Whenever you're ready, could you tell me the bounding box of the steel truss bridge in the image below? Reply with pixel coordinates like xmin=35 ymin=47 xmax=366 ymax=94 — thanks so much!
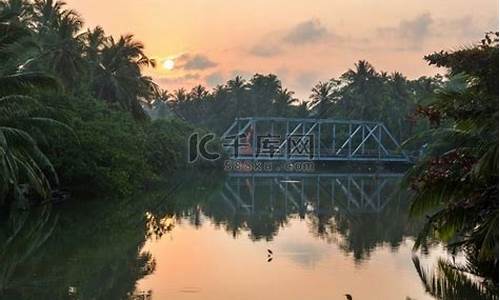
xmin=219 ymin=172 xmax=405 ymax=215
xmin=221 ymin=117 xmax=410 ymax=163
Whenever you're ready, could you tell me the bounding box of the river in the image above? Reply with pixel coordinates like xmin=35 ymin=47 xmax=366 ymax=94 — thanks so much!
xmin=0 ymin=169 xmax=455 ymax=300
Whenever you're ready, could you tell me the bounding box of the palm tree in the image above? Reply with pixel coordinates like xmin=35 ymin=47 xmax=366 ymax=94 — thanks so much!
xmin=91 ymin=33 xmax=157 ymax=119
xmin=342 ymin=60 xmax=377 ymax=83
xmin=227 ymin=75 xmax=247 ymax=118
xmin=309 ymin=81 xmax=335 ymax=117
xmin=248 ymin=74 xmax=281 ymax=116
xmin=386 ymin=72 xmax=411 ymax=140
xmin=83 ymin=26 xmax=107 ymax=62
xmin=0 ymin=0 xmax=37 ymax=71
xmin=273 ymin=88 xmax=297 ymax=116
xmin=82 ymin=26 xmax=108 ymax=87
xmin=0 ymin=4 xmax=65 ymax=207
xmin=170 ymin=88 xmax=190 ymax=106
xmin=33 ymin=0 xmax=86 ymax=89
xmin=154 ymin=88 xmax=171 ymax=102
xmin=168 ymin=88 xmax=191 ymax=121
xmin=141 ymin=88 xmax=172 ymax=120
xmin=0 ymin=0 xmax=31 ymax=23
xmin=340 ymin=60 xmax=383 ymax=120
xmin=188 ymin=85 xmax=210 ymax=124
xmin=190 ymin=84 xmax=209 ymax=100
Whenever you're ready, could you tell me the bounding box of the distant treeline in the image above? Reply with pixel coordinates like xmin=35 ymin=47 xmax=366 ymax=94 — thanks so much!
xmin=158 ymin=62 xmax=441 ymax=143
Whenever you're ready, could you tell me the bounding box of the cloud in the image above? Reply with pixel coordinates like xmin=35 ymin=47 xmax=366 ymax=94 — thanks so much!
xmin=249 ymin=18 xmax=330 ymax=57
xmin=156 ymin=73 xmax=200 ymax=85
xmin=249 ymin=44 xmax=283 ymax=57
xmin=396 ymin=13 xmax=433 ymax=41
xmin=177 ymin=53 xmax=217 ymax=70
xmin=283 ymin=18 xmax=328 ymax=44
xmin=376 ymin=13 xmax=497 ymax=51
xmin=437 ymin=15 xmax=494 ymax=41
xmin=377 ymin=13 xmax=433 ymax=49
xmin=205 ymin=72 xmax=224 ymax=87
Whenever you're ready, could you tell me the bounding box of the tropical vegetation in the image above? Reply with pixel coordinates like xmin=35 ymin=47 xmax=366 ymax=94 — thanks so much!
xmin=0 ymin=0 xmax=214 ymax=208
xmin=162 ymin=65 xmax=440 ymax=143
xmin=406 ymin=32 xmax=499 ymax=299
xmin=0 ymin=0 xmax=498 ymax=297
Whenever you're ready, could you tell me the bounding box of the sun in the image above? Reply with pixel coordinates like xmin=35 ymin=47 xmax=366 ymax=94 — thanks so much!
xmin=162 ymin=59 xmax=175 ymax=70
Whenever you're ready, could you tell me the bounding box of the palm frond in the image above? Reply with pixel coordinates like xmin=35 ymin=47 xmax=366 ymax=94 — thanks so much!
xmin=413 ymin=256 xmax=498 ymax=300
xmin=0 ymin=72 xmax=60 ymax=95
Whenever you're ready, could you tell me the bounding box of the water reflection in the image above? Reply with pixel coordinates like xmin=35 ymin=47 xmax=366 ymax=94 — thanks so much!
xmin=0 ymin=194 xmax=160 ymax=299
xmin=0 ymin=206 xmax=57 ymax=293
xmin=135 ymin=171 xmax=434 ymax=300
xmin=0 ymin=171 xmax=492 ymax=300
xmin=203 ymin=172 xmax=418 ymax=263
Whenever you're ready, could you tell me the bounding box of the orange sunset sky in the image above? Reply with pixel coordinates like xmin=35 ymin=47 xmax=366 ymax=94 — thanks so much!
xmin=66 ymin=0 xmax=498 ymax=99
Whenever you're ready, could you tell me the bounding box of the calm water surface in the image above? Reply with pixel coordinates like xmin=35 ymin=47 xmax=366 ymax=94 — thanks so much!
xmin=0 ymin=170 xmax=448 ymax=300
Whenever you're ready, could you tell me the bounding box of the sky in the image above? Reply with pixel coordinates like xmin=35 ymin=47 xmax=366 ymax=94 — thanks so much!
xmin=66 ymin=0 xmax=498 ymax=100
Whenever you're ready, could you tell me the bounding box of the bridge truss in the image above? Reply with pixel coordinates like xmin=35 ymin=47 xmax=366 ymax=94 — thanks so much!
xmin=221 ymin=117 xmax=410 ymax=162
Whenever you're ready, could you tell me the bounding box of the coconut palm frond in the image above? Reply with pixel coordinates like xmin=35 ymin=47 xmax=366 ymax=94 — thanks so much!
xmin=412 ymin=256 xmax=498 ymax=300
xmin=0 ymin=72 xmax=60 ymax=95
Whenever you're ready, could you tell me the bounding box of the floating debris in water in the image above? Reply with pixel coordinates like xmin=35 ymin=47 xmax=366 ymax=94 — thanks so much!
xmin=280 ymin=180 xmax=301 ymax=183
xmin=68 ymin=286 xmax=77 ymax=295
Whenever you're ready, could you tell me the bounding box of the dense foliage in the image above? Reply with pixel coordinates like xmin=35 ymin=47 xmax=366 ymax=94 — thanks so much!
xmin=0 ymin=0 xmax=207 ymax=207
xmin=407 ymin=32 xmax=499 ymax=298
